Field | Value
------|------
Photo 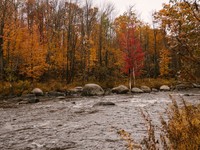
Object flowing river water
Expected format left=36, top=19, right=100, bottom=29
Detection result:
left=0, top=89, right=199, bottom=150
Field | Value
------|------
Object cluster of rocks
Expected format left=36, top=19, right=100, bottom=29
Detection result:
left=112, top=84, right=170, bottom=94
left=18, top=82, right=200, bottom=104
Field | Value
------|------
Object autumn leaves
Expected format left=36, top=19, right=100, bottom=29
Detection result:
left=0, top=0, right=199, bottom=84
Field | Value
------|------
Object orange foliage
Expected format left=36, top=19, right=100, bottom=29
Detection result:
left=159, top=49, right=171, bottom=77
left=3, top=21, right=48, bottom=81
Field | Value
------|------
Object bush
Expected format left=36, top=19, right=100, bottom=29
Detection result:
left=119, top=95, right=200, bottom=150
left=135, top=78, right=176, bottom=89
left=160, top=95, right=200, bottom=149
left=0, top=80, right=31, bottom=96
left=141, top=95, right=200, bottom=150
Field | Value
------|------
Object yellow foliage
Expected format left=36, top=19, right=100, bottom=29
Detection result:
left=3, top=21, right=48, bottom=81
left=164, top=96, right=200, bottom=149
left=159, top=49, right=171, bottom=76
left=18, top=25, right=48, bottom=80
left=90, top=47, right=97, bottom=68
left=117, top=129, right=142, bottom=150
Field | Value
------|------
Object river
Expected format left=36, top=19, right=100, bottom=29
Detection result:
left=0, top=89, right=199, bottom=150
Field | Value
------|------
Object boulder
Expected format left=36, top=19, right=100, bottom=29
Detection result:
left=69, top=86, right=83, bottom=94
left=176, top=83, right=193, bottom=90
left=31, top=88, right=43, bottom=96
left=28, top=98, right=40, bottom=103
left=141, top=86, right=151, bottom=93
left=131, top=87, right=143, bottom=93
left=22, top=94, right=36, bottom=98
left=112, top=85, right=129, bottom=94
left=160, top=85, right=170, bottom=91
left=75, top=86, right=83, bottom=92
left=104, top=88, right=112, bottom=95
left=152, top=88, right=159, bottom=92
left=20, top=94, right=39, bottom=104
left=193, top=83, right=200, bottom=88
left=57, top=96, right=66, bottom=99
left=82, top=84, right=104, bottom=96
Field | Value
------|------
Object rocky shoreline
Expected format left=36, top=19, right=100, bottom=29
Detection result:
left=0, top=82, right=199, bottom=109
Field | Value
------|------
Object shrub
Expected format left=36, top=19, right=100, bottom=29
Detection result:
left=135, top=78, right=176, bottom=89
left=160, top=95, right=200, bottom=149
left=0, top=80, right=31, bottom=96
left=118, top=95, right=200, bottom=150
left=141, top=95, right=200, bottom=150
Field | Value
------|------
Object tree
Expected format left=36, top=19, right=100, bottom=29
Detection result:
left=155, top=1, right=200, bottom=81
left=115, top=8, right=144, bottom=88
left=79, top=0, right=98, bottom=82
left=120, top=28, right=144, bottom=88
left=0, top=0, right=15, bottom=80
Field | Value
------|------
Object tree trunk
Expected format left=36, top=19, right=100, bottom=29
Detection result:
left=153, top=27, right=159, bottom=78
left=0, top=1, right=7, bottom=81
left=0, top=36, right=4, bottom=81
left=129, top=69, right=132, bottom=90
left=133, top=67, right=136, bottom=87
left=98, top=16, right=103, bottom=66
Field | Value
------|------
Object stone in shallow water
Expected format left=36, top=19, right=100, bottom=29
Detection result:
left=140, top=86, right=151, bottom=93
left=152, top=88, right=158, bottom=92
left=28, top=98, right=40, bottom=103
left=131, top=87, right=144, bottom=93
left=160, top=85, right=170, bottom=91
left=112, top=85, right=129, bottom=94
left=193, top=83, right=200, bottom=88
left=57, top=96, right=66, bottom=99
left=31, top=88, right=44, bottom=96
left=93, top=102, right=115, bottom=107
left=48, top=91, right=66, bottom=97
left=82, top=84, right=104, bottom=96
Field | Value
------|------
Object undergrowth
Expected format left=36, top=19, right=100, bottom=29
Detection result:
left=160, top=95, right=200, bottom=149
left=0, top=78, right=176, bottom=96
left=118, top=95, right=200, bottom=150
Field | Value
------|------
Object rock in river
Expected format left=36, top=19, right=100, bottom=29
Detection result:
left=131, top=87, right=144, bottom=93
left=31, top=88, right=44, bottom=96
left=140, top=86, right=151, bottom=93
left=112, top=85, right=129, bottom=94
left=160, top=85, right=170, bottom=91
left=93, top=102, right=115, bottom=107
left=82, top=84, right=104, bottom=96
left=48, top=91, right=66, bottom=97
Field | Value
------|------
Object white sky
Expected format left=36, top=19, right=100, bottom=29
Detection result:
left=94, top=0, right=169, bottom=24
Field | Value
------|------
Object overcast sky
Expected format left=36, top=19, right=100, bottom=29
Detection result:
left=94, top=0, right=169, bottom=24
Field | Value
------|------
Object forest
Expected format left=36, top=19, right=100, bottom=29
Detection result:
left=0, top=0, right=199, bottom=94
left=0, top=1, right=200, bottom=149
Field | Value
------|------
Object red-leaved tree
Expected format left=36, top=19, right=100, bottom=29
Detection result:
left=119, top=27, right=144, bottom=87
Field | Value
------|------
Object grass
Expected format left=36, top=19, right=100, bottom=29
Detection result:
left=0, top=78, right=177, bottom=96
left=160, top=95, right=200, bottom=149
left=117, top=95, right=200, bottom=150
left=117, top=128, right=142, bottom=150
left=0, top=80, right=82, bottom=96
left=135, top=78, right=176, bottom=89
